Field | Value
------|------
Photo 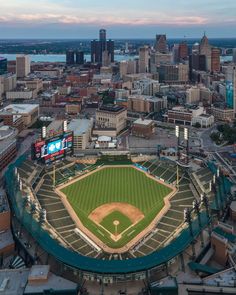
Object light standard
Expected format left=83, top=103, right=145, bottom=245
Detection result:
left=201, top=193, right=212, bottom=236
left=175, top=126, right=180, bottom=161
left=27, top=201, right=38, bottom=246
left=212, top=175, right=220, bottom=218
left=193, top=199, right=204, bottom=248
left=34, top=209, right=47, bottom=263
left=184, top=208, right=196, bottom=260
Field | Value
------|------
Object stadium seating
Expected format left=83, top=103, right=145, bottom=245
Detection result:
left=131, top=170, right=195, bottom=258
left=16, top=157, right=210, bottom=261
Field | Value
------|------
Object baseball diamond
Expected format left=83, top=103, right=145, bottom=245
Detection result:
left=6, top=154, right=232, bottom=276
left=59, top=166, right=173, bottom=249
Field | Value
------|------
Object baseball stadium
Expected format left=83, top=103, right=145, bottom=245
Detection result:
left=4, top=127, right=233, bottom=287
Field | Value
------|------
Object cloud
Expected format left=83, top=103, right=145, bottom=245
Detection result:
left=0, top=13, right=209, bottom=27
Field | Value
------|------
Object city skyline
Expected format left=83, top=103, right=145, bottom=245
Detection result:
left=0, top=0, right=236, bottom=38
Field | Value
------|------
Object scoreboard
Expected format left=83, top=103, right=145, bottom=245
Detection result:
left=32, top=131, right=73, bottom=164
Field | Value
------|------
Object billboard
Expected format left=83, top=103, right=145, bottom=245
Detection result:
left=32, top=131, right=73, bottom=164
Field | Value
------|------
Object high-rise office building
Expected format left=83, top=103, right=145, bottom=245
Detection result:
left=120, top=61, right=128, bottom=78
left=172, top=44, right=180, bottom=63
left=186, top=87, right=200, bottom=104
left=107, top=39, right=114, bottom=64
left=233, top=67, right=236, bottom=115
left=75, top=51, right=85, bottom=65
left=192, top=42, right=200, bottom=53
left=189, top=53, right=206, bottom=81
left=158, top=64, right=188, bottom=83
left=155, top=34, right=168, bottom=53
left=227, top=66, right=236, bottom=115
left=211, top=47, right=220, bottom=72
left=99, top=29, right=106, bottom=42
left=233, top=48, right=236, bottom=64
left=139, top=46, right=149, bottom=73
left=16, top=55, right=30, bottom=78
left=66, top=50, right=75, bottom=65
left=91, top=29, right=114, bottom=65
left=179, top=42, right=188, bottom=60
left=0, top=57, right=7, bottom=75
left=199, top=33, right=212, bottom=71
left=226, top=81, right=234, bottom=109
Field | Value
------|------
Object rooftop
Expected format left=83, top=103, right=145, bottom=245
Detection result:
left=24, top=266, right=78, bottom=294
left=0, top=189, right=9, bottom=213
left=0, top=126, right=17, bottom=155
left=46, top=120, right=64, bottom=134
left=98, top=104, right=126, bottom=113
left=1, top=104, right=39, bottom=114
left=0, top=125, right=15, bottom=140
left=68, top=119, right=93, bottom=136
left=0, top=266, right=78, bottom=295
left=0, top=268, right=29, bottom=295
left=28, top=265, right=50, bottom=281
left=203, top=267, right=236, bottom=288
left=133, top=118, right=154, bottom=126
left=197, top=114, right=213, bottom=118
left=0, top=229, right=14, bottom=252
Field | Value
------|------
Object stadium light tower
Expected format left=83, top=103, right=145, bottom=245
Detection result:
left=209, top=180, right=212, bottom=192
left=184, top=127, right=189, bottom=164
left=175, top=126, right=180, bottom=161
left=213, top=174, right=220, bottom=211
left=201, top=193, right=212, bottom=235
left=42, top=126, right=47, bottom=139
left=63, top=120, right=68, bottom=133
left=184, top=208, right=196, bottom=259
left=217, top=176, right=225, bottom=210
left=217, top=167, right=220, bottom=178
left=192, top=199, right=204, bottom=248
left=19, top=179, right=23, bottom=191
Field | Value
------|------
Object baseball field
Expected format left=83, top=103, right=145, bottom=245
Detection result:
left=61, top=166, right=173, bottom=249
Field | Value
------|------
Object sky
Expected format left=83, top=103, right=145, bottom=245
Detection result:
left=0, top=0, right=235, bottom=39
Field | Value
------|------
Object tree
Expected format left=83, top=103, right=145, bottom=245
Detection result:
left=194, top=122, right=201, bottom=128
left=210, top=132, right=221, bottom=143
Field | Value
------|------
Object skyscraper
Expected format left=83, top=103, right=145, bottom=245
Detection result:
left=75, top=51, right=85, bottom=65
left=189, top=53, right=206, bottom=81
left=233, top=67, right=236, bottom=115
left=179, top=42, right=188, bottom=60
left=172, top=44, right=180, bottom=63
left=107, top=40, right=114, bottom=64
left=211, top=47, right=220, bottom=72
left=16, top=55, right=30, bottom=78
left=66, top=50, right=75, bottom=65
left=226, top=81, right=234, bottom=109
left=99, top=29, right=106, bottom=41
left=233, top=48, right=236, bottom=64
left=154, top=35, right=168, bottom=53
left=199, top=33, right=212, bottom=71
left=139, top=46, right=149, bottom=73
left=0, top=57, right=7, bottom=75
left=91, top=29, right=114, bottom=65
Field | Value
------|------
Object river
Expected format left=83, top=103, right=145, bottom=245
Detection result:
left=0, top=53, right=233, bottom=63
left=0, top=53, right=138, bottom=63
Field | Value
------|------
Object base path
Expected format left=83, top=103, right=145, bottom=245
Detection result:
left=89, top=202, right=144, bottom=224
left=56, top=165, right=177, bottom=254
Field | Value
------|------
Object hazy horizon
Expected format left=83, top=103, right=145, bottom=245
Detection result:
left=0, top=0, right=235, bottom=39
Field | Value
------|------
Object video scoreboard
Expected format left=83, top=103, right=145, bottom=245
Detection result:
left=32, top=131, right=73, bottom=164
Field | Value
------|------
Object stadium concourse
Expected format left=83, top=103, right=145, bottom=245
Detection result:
left=5, top=153, right=232, bottom=281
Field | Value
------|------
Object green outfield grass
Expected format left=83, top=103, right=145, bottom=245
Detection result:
left=61, top=166, right=172, bottom=248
